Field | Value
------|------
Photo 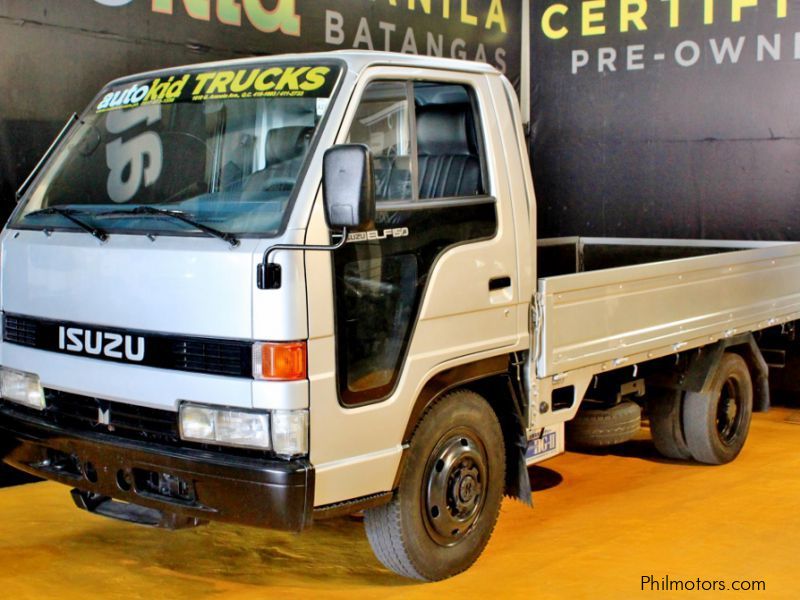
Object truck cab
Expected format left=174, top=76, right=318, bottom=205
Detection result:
left=0, top=52, right=536, bottom=579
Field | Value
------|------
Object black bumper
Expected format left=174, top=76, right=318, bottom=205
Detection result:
left=0, top=409, right=314, bottom=532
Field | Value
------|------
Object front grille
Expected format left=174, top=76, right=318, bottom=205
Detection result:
left=43, top=389, right=180, bottom=445
left=0, top=390, right=272, bottom=458
left=2, top=313, right=253, bottom=378
left=172, top=340, right=250, bottom=377
left=3, top=314, right=38, bottom=347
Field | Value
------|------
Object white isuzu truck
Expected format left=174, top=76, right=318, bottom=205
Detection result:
left=2, top=51, right=800, bottom=581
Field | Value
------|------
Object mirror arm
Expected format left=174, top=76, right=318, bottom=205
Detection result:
left=257, top=227, right=349, bottom=290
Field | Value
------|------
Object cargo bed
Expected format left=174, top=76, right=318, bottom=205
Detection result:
left=535, top=237, right=800, bottom=378
left=527, top=237, right=800, bottom=431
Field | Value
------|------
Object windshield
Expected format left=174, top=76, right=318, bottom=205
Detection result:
left=12, top=62, right=341, bottom=238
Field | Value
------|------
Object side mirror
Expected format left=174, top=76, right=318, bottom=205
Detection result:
left=322, top=144, right=375, bottom=232
left=258, top=144, right=375, bottom=290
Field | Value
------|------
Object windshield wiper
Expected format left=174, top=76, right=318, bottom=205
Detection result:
left=26, top=207, right=108, bottom=242
left=99, top=206, right=240, bottom=247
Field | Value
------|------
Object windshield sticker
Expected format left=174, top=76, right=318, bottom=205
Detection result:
left=105, top=105, right=164, bottom=203
left=96, top=65, right=336, bottom=113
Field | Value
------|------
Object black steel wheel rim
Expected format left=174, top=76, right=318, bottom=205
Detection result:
left=716, top=375, right=744, bottom=445
left=422, top=427, right=489, bottom=547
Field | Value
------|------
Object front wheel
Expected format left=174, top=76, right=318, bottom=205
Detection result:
left=364, top=389, right=505, bottom=581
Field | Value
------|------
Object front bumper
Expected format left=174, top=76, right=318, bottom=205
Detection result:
left=0, top=407, right=314, bottom=532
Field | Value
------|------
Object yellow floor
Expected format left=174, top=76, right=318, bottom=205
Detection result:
left=1, top=407, right=799, bottom=600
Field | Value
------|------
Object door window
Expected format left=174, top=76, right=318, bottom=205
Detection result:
left=347, top=81, right=413, bottom=202
left=335, top=79, right=495, bottom=406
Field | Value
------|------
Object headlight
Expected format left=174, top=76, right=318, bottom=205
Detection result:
left=179, top=403, right=309, bottom=457
left=0, top=367, right=45, bottom=410
left=180, top=404, right=271, bottom=450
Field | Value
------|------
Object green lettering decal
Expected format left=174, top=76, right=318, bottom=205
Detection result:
left=217, top=0, right=242, bottom=25
left=151, top=0, right=211, bottom=21
left=243, top=0, right=300, bottom=36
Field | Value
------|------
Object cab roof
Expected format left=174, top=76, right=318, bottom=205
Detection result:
left=107, top=50, right=500, bottom=87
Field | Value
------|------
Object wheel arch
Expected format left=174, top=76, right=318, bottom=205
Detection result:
left=679, top=334, right=769, bottom=412
left=398, top=353, right=532, bottom=505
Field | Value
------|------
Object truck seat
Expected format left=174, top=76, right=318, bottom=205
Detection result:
left=415, top=104, right=481, bottom=199
left=265, top=126, right=314, bottom=168
left=374, top=154, right=413, bottom=201
left=242, top=126, right=314, bottom=196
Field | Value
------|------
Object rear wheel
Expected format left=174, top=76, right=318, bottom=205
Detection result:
left=682, top=353, right=753, bottom=464
left=364, top=389, right=505, bottom=581
left=648, top=387, right=692, bottom=460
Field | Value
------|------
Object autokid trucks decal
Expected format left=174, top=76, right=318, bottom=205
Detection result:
left=97, top=65, right=337, bottom=112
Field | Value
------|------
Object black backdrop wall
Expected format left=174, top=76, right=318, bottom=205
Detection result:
left=530, top=0, right=800, bottom=241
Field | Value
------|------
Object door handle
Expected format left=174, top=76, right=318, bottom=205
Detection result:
left=488, top=276, right=512, bottom=291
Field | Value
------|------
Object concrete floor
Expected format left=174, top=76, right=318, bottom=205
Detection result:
left=1, top=407, right=798, bottom=599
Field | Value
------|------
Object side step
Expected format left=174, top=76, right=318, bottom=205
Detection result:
left=70, top=489, right=207, bottom=530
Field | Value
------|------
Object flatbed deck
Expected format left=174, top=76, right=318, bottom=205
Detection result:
left=532, top=238, right=800, bottom=429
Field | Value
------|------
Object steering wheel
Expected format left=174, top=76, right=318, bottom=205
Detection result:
left=262, top=177, right=297, bottom=192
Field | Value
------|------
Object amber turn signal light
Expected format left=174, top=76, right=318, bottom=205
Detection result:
left=252, top=341, right=307, bottom=381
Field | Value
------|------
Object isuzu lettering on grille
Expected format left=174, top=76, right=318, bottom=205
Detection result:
left=58, top=326, right=145, bottom=362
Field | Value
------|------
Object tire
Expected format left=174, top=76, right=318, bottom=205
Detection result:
left=648, top=387, right=692, bottom=460
left=566, top=400, right=642, bottom=448
left=682, top=353, right=753, bottom=465
left=364, top=389, right=505, bottom=581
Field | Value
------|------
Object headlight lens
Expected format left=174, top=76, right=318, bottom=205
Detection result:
left=178, top=403, right=308, bottom=456
left=179, top=405, right=216, bottom=441
left=215, top=410, right=271, bottom=449
left=0, top=367, right=45, bottom=411
left=179, top=404, right=271, bottom=450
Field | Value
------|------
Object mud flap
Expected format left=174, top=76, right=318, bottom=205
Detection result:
left=501, top=380, right=532, bottom=506
left=507, top=431, right=533, bottom=506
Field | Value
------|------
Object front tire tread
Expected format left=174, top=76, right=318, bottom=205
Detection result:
left=364, top=389, right=504, bottom=581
